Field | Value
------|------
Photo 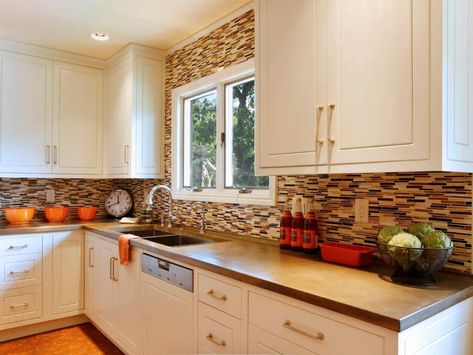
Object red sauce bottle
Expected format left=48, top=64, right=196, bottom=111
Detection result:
left=303, top=199, right=318, bottom=254
left=279, top=198, right=292, bottom=249
left=291, top=197, right=304, bottom=251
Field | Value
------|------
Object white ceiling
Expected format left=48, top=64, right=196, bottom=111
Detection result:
left=0, top=0, right=250, bottom=59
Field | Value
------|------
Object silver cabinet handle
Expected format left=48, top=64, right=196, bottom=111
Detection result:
left=283, top=320, right=324, bottom=341
left=45, top=145, right=51, bottom=164
left=8, top=244, right=28, bottom=250
left=10, top=303, right=28, bottom=309
left=9, top=270, right=28, bottom=274
left=124, top=145, right=129, bottom=164
left=53, top=145, right=58, bottom=164
left=109, top=256, right=114, bottom=280
left=316, top=105, right=324, bottom=146
left=328, top=103, right=336, bottom=144
left=112, top=257, right=118, bottom=281
left=207, top=289, right=227, bottom=301
left=88, top=247, right=94, bottom=268
left=206, top=333, right=226, bottom=347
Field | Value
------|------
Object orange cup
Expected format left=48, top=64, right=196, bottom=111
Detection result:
left=77, top=206, right=97, bottom=221
left=44, top=207, right=69, bottom=223
left=3, top=208, right=36, bottom=224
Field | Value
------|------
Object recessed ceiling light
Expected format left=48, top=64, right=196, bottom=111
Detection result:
left=90, top=32, right=110, bottom=41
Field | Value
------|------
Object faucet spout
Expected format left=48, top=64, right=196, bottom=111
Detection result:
left=145, top=185, right=176, bottom=228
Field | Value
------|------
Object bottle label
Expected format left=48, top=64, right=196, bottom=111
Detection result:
left=280, top=227, right=291, bottom=245
left=291, top=229, right=303, bottom=247
left=303, top=230, right=318, bottom=248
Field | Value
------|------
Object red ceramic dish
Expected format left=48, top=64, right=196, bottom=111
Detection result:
left=77, top=206, right=97, bottom=221
left=320, top=242, right=376, bottom=267
left=44, top=207, right=69, bottom=223
left=3, top=208, right=36, bottom=224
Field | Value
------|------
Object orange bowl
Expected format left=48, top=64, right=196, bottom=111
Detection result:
left=44, top=207, right=69, bottom=223
left=3, top=208, right=36, bottom=224
left=77, top=206, right=97, bottom=221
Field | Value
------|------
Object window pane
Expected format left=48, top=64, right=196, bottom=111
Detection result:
left=225, top=78, right=269, bottom=189
left=183, top=90, right=217, bottom=188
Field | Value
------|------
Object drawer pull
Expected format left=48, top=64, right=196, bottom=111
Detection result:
left=8, top=244, right=28, bottom=250
left=206, top=333, right=226, bottom=347
left=9, top=270, right=28, bottom=274
left=10, top=302, right=28, bottom=309
left=207, top=289, right=227, bottom=301
left=283, top=320, right=324, bottom=341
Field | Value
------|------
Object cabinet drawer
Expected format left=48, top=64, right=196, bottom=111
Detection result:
left=0, top=235, right=42, bottom=256
left=1, top=286, right=42, bottom=324
left=198, top=274, right=242, bottom=318
left=249, top=292, right=385, bottom=355
left=249, top=324, right=315, bottom=355
left=198, top=302, right=241, bottom=354
left=0, top=253, right=42, bottom=290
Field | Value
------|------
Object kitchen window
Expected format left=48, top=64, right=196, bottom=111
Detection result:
left=172, top=60, right=275, bottom=205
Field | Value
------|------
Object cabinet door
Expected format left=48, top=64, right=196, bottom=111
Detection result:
left=248, top=325, right=315, bottom=355
left=256, top=0, right=324, bottom=174
left=84, top=233, right=96, bottom=319
left=142, top=273, right=193, bottom=355
left=53, top=62, right=103, bottom=175
left=94, top=239, right=117, bottom=335
left=51, top=231, right=84, bottom=314
left=445, top=0, right=473, bottom=165
left=134, top=55, right=164, bottom=177
left=115, top=249, right=141, bottom=355
left=0, top=51, right=53, bottom=174
left=325, top=0, right=430, bottom=165
left=106, top=56, right=132, bottom=176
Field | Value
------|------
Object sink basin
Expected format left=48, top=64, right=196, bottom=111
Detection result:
left=111, top=226, right=222, bottom=247
left=114, top=228, right=171, bottom=238
left=142, top=235, right=212, bottom=247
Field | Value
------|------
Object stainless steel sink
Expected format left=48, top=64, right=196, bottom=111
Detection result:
left=142, top=235, right=212, bottom=247
left=113, top=228, right=171, bottom=238
left=112, top=226, right=221, bottom=247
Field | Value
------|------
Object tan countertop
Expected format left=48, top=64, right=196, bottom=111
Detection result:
left=2, top=221, right=473, bottom=332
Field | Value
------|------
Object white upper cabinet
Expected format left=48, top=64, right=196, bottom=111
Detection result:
left=256, top=0, right=473, bottom=174
left=106, top=44, right=164, bottom=178
left=0, top=41, right=105, bottom=178
left=0, top=51, right=53, bottom=174
left=324, top=0, right=430, bottom=166
left=444, top=0, right=473, bottom=170
left=53, top=62, right=103, bottom=175
left=257, top=0, right=322, bottom=175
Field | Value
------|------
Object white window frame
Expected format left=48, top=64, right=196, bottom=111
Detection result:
left=172, top=59, right=276, bottom=206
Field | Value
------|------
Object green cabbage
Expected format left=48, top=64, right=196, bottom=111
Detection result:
left=388, top=233, right=422, bottom=248
left=422, top=230, right=451, bottom=249
left=408, top=223, right=435, bottom=241
left=377, top=226, right=404, bottom=244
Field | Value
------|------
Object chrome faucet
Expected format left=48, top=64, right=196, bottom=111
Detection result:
left=190, top=201, right=208, bottom=233
left=145, top=185, right=177, bottom=228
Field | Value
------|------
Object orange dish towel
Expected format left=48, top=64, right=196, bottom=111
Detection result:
left=119, top=234, right=139, bottom=266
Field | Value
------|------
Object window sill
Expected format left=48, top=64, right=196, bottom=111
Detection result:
left=172, top=188, right=276, bottom=206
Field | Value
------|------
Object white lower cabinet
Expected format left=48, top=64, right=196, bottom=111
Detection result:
left=84, top=232, right=141, bottom=355
left=51, top=231, right=84, bottom=314
left=141, top=270, right=194, bottom=355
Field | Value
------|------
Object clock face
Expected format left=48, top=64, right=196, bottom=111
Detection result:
left=105, top=189, right=133, bottom=218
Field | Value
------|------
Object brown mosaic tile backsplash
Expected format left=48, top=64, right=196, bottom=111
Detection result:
left=0, top=10, right=471, bottom=274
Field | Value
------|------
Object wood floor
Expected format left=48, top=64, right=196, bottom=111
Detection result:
left=0, top=323, right=123, bottom=355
